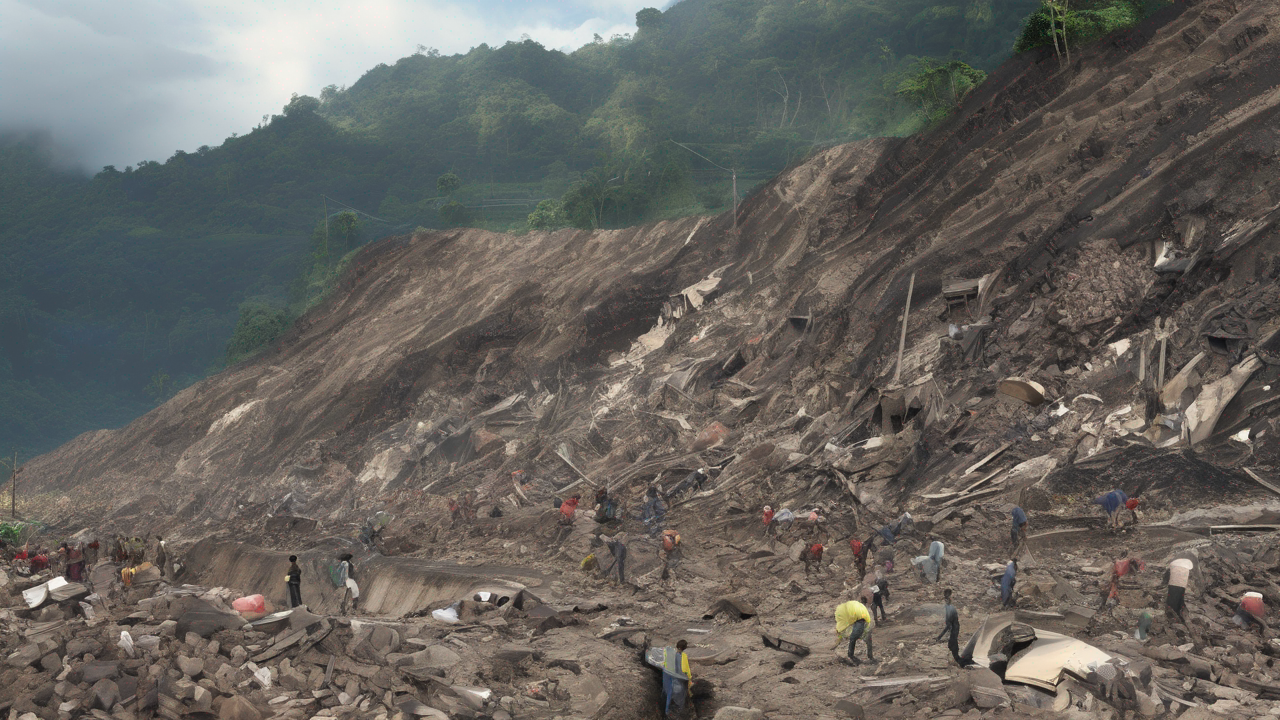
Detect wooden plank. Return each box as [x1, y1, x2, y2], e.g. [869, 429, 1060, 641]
[964, 442, 1012, 475]
[959, 467, 1006, 494]
[1210, 524, 1280, 534]
[1243, 468, 1280, 497]
[858, 675, 946, 687]
[936, 483, 1004, 509]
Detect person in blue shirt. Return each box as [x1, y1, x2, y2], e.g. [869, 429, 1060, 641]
[1011, 506, 1029, 553]
[1001, 559, 1018, 607]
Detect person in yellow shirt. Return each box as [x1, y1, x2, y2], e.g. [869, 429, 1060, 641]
[833, 600, 876, 664]
[660, 639, 692, 717]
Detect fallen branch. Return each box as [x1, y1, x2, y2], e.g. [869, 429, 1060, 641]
[964, 442, 1012, 475]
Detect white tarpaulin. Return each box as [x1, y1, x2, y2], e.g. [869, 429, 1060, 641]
[964, 613, 1113, 691]
[23, 576, 68, 609]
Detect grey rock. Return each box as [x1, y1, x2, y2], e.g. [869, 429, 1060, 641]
[90, 678, 120, 710]
[177, 655, 204, 678]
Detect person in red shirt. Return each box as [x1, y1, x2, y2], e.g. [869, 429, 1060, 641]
[558, 494, 580, 525]
[801, 542, 825, 575]
[29, 551, 49, 573]
[1105, 554, 1145, 604]
[849, 537, 868, 577]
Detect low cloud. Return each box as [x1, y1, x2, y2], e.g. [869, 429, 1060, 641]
[0, 0, 660, 171]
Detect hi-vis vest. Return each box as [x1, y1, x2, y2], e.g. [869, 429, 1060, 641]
[654, 647, 689, 680]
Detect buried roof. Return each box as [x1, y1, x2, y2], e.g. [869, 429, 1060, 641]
[962, 612, 1114, 691]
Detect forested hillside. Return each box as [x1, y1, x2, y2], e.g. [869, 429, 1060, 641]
[0, 0, 1159, 459]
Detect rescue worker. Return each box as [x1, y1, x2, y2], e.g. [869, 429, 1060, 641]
[1010, 506, 1029, 554]
[1091, 489, 1136, 529]
[661, 528, 682, 568]
[602, 534, 628, 584]
[877, 512, 912, 545]
[936, 589, 968, 666]
[667, 468, 708, 499]
[833, 599, 876, 664]
[1165, 558, 1193, 623]
[762, 505, 775, 537]
[1104, 553, 1145, 606]
[859, 569, 889, 622]
[154, 536, 169, 580]
[1233, 592, 1268, 635]
[336, 553, 359, 615]
[641, 486, 667, 536]
[594, 487, 615, 523]
[1000, 559, 1018, 607]
[849, 536, 868, 578]
[659, 640, 692, 718]
[286, 555, 303, 608]
[558, 494, 581, 525]
[800, 542, 825, 576]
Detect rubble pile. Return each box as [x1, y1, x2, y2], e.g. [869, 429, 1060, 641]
[10, 0, 1280, 717]
[0, 562, 655, 720]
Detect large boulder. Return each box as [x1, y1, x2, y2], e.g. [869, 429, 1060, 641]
[219, 695, 262, 720]
[90, 678, 120, 710]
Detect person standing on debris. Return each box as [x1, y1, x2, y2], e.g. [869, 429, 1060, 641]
[912, 539, 944, 584]
[448, 497, 462, 526]
[128, 536, 146, 567]
[1165, 558, 1193, 623]
[1010, 506, 1029, 554]
[337, 553, 359, 615]
[29, 548, 48, 574]
[1000, 559, 1018, 607]
[602, 534, 628, 585]
[1091, 489, 1135, 530]
[559, 494, 581, 525]
[762, 505, 775, 536]
[286, 555, 303, 608]
[859, 569, 889, 622]
[1104, 554, 1145, 606]
[154, 536, 169, 580]
[659, 639, 692, 717]
[642, 486, 667, 536]
[85, 538, 99, 567]
[800, 542, 825, 576]
[661, 528, 683, 568]
[936, 589, 968, 667]
[66, 542, 85, 582]
[833, 599, 876, 665]
[849, 536, 868, 578]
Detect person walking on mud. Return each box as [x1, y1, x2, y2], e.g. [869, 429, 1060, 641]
[601, 534, 628, 585]
[936, 589, 969, 667]
[286, 555, 304, 608]
[336, 553, 359, 614]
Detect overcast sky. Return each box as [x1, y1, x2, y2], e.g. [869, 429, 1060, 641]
[1, 0, 663, 172]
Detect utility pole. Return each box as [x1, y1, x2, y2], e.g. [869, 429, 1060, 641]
[668, 140, 738, 231]
[893, 272, 917, 386]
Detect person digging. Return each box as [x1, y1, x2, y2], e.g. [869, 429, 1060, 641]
[833, 599, 876, 665]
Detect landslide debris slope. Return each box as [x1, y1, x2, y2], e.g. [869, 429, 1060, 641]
[13, 0, 1280, 717]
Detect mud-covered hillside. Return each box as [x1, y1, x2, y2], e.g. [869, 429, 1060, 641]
[9, 2, 1280, 720]
[23, 0, 1279, 534]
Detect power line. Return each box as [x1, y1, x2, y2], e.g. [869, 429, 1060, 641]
[668, 140, 738, 230]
